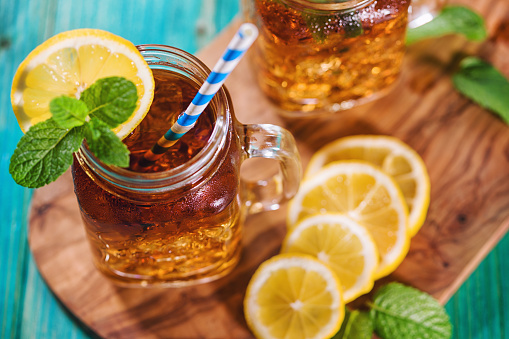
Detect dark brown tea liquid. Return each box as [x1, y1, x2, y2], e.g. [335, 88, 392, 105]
[124, 69, 214, 172]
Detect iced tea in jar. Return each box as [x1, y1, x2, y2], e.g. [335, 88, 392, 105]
[71, 45, 301, 287]
[242, 0, 410, 116]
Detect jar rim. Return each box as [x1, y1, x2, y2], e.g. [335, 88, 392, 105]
[282, 0, 374, 12]
[77, 44, 231, 192]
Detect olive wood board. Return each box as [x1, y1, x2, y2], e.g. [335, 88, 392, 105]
[29, 7, 509, 339]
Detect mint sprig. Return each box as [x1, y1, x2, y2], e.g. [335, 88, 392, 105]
[9, 120, 85, 188]
[9, 76, 137, 188]
[406, 5, 508, 125]
[370, 283, 452, 339]
[82, 76, 138, 128]
[50, 96, 89, 128]
[84, 118, 130, 167]
[406, 6, 487, 45]
[453, 57, 509, 124]
[302, 11, 363, 43]
[332, 308, 373, 339]
[332, 283, 452, 339]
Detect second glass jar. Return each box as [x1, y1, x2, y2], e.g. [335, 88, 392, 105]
[243, 0, 410, 116]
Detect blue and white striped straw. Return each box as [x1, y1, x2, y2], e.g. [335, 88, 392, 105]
[139, 23, 258, 166]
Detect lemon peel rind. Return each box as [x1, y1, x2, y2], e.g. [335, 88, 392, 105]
[244, 254, 344, 339]
[282, 213, 379, 303]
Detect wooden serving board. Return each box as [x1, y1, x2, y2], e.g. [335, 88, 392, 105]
[29, 9, 509, 339]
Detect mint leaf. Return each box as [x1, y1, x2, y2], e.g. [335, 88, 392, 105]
[50, 95, 89, 128]
[452, 57, 509, 124]
[332, 308, 373, 339]
[84, 118, 130, 167]
[9, 119, 85, 188]
[301, 13, 329, 43]
[406, 6, 487, 45]
[81, 76, 138, 128]
[370, 283, 452, 339]
[302, 11, 363, 43]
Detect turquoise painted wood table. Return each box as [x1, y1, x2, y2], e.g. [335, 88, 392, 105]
[1, 0, 508, 338]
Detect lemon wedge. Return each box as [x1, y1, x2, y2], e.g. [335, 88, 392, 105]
[282, 214, 379, 303]
[11, 28, 154, 139]
[306, 135, 430, 236]
[244, 254, 344, 339]
[288, 161, 410, 279]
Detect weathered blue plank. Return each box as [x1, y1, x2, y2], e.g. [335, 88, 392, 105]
[1, 0, 46, 337]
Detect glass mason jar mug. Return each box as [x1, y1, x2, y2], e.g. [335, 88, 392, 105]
[71, 45, 302, 287]
[242, 0, 411, 116]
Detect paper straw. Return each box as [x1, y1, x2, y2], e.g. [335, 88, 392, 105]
[138, 23, 258, 168]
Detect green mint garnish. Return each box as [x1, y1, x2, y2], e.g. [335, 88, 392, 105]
[50, 96, 89, 128]
[81, 77, 138, 128]
[369, 283, 452, 339]
[9, 76, 137, 188]
[332, 308, 373, 339]
[406, 6, 487, 45]
[303, 11, 363, 43]
[301, 13, 329, 43]
[340, 14, 363, 39]
[9, 119, 85, 188]
[84, 118, 130, 167]
[452, 57, 509, 124]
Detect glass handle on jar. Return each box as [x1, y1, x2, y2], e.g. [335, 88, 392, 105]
[240, 124, 302, 214]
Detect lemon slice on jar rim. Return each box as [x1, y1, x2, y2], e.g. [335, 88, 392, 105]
[11, 28, 154, 139]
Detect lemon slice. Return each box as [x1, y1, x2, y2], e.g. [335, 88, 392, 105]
[288, 161, 410, 279]
[244, 254, 344, 339]
[282, 214, 378, 303]
[306, 135, 430, 237]
[11, 28, 154, 139]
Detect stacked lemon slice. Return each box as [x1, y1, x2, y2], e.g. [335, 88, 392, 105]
[283, 213, 379, 303]
[244, 135, 430, 339]
[287, 160, 411, 280]
[305, 135, 430, 237]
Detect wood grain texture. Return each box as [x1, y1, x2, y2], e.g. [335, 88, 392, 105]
[27, 3, 509, 336]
